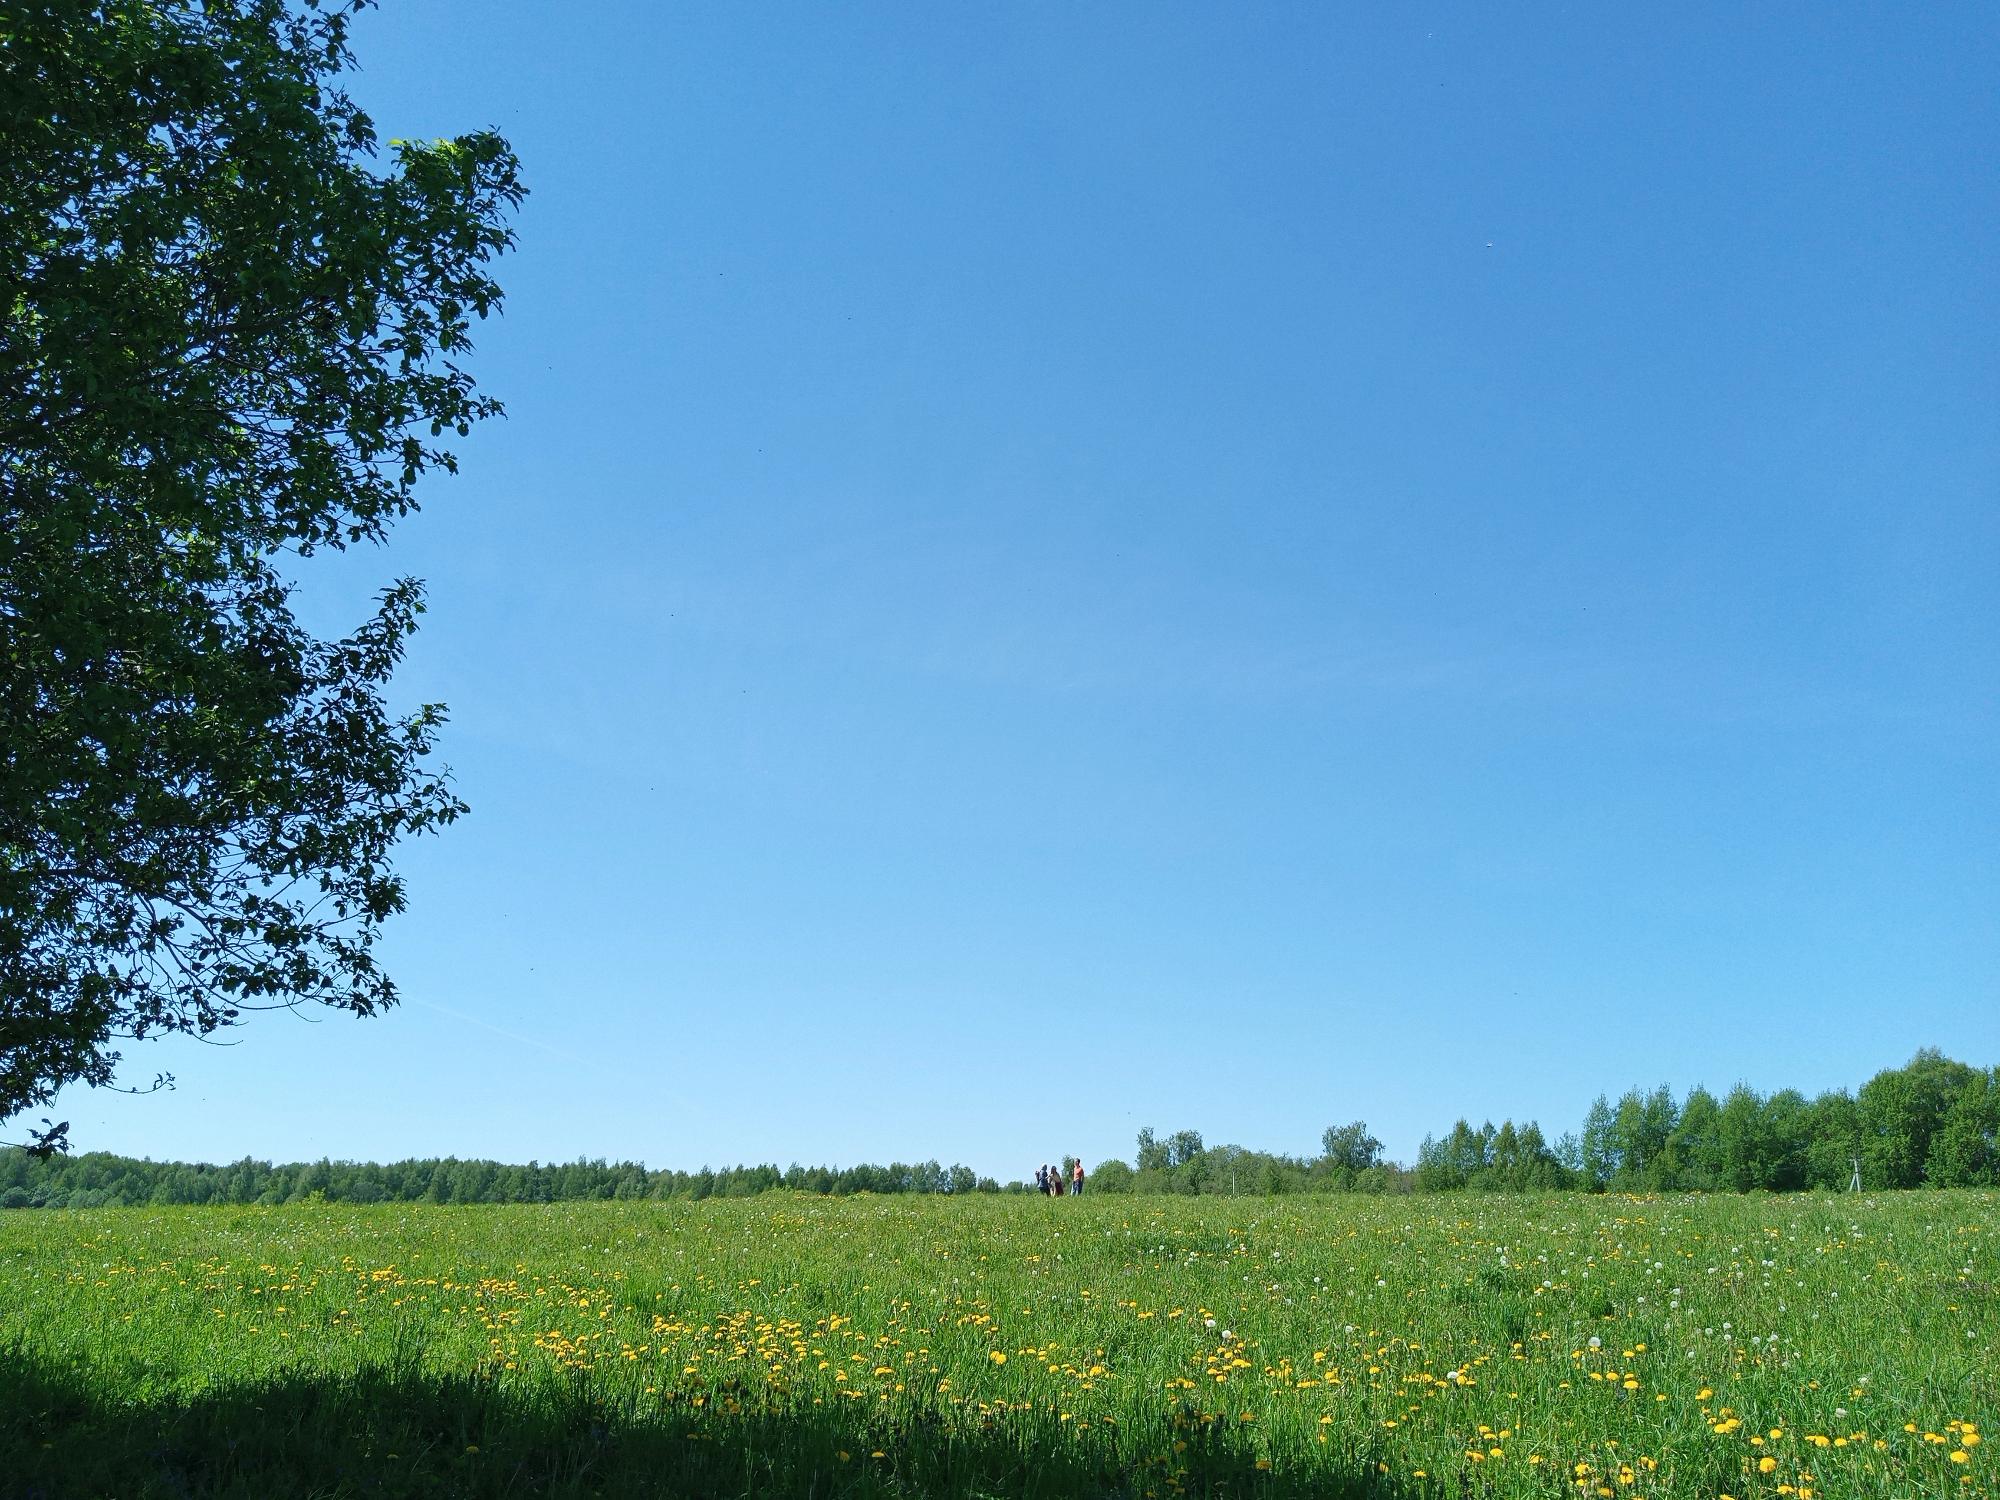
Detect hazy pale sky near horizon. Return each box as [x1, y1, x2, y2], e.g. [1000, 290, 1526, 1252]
[52, 3, 1998, 1177]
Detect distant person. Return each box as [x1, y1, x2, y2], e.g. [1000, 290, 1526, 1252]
[1036, 1164, 1048, 1195]
[1052, 1166, 1064, 1197]
[1072, 1159, 1084, 1196]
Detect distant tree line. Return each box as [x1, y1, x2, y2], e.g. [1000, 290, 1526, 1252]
[0, 1154, 999, 1211]
[4, 1050, 1993, 1209]
[1553, 1047, 2000, 1193]
[1085, 1049, 1995, 1197]
[1076, 1120, 1406, 1198]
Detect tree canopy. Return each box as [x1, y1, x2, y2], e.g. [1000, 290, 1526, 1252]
[0, 0, 522, 1145]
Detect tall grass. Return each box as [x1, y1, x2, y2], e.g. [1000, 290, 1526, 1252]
[3, 1192, 1993, 1497]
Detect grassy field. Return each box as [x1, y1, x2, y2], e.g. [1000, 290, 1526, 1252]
[2, 1192, 1993, 1498]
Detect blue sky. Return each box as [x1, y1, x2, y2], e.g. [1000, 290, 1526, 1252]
[57, 3, 1997, 1177]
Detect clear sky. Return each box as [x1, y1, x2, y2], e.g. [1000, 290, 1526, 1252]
[55, 3, 1998, 1178]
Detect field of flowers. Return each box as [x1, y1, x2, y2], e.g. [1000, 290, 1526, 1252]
[2, 1192, 1993, 1498]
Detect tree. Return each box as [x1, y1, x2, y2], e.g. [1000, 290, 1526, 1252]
[911, 1160, 947, 1194]
[1, 0, 522, 1143]
[1715, 1084, 1769, 1191]
[1578, 1095, 1616, 1189]
[1672, 1086, 1723, 1192]
[1413, 1132, 1460, 1192]
[1927, 1069, 2000, 1188]
[1859, 1049, 1977, 1188]
[1088, 1158, 1134, 1193]
[1488, 1120, 1520, 1187]
[1608, 1085, 1677, 1190]
[1513, 1121, 1567, 1190]
[1762, 1089, 1812, 1191]
[1320, 1121, 1383, 1173]
[1802, 1089, 1860, 1191]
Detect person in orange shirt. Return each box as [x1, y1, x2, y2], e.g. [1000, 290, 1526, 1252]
[1071, 1159, 1084, 1196]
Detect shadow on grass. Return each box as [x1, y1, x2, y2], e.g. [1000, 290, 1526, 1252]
[0, 1351, 1452, 1500]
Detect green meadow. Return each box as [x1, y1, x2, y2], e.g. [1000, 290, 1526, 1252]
[3, 1193, 1993, 1498]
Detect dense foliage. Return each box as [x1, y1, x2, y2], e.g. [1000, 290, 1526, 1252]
[0, 0, 520, 1144]
[7, 1050, 1993, 1208]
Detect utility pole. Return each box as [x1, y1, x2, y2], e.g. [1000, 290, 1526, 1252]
[1848, 1155, 1862, 1193]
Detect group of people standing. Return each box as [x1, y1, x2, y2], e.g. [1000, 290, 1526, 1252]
[1036, 1160, 1084, 1197]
